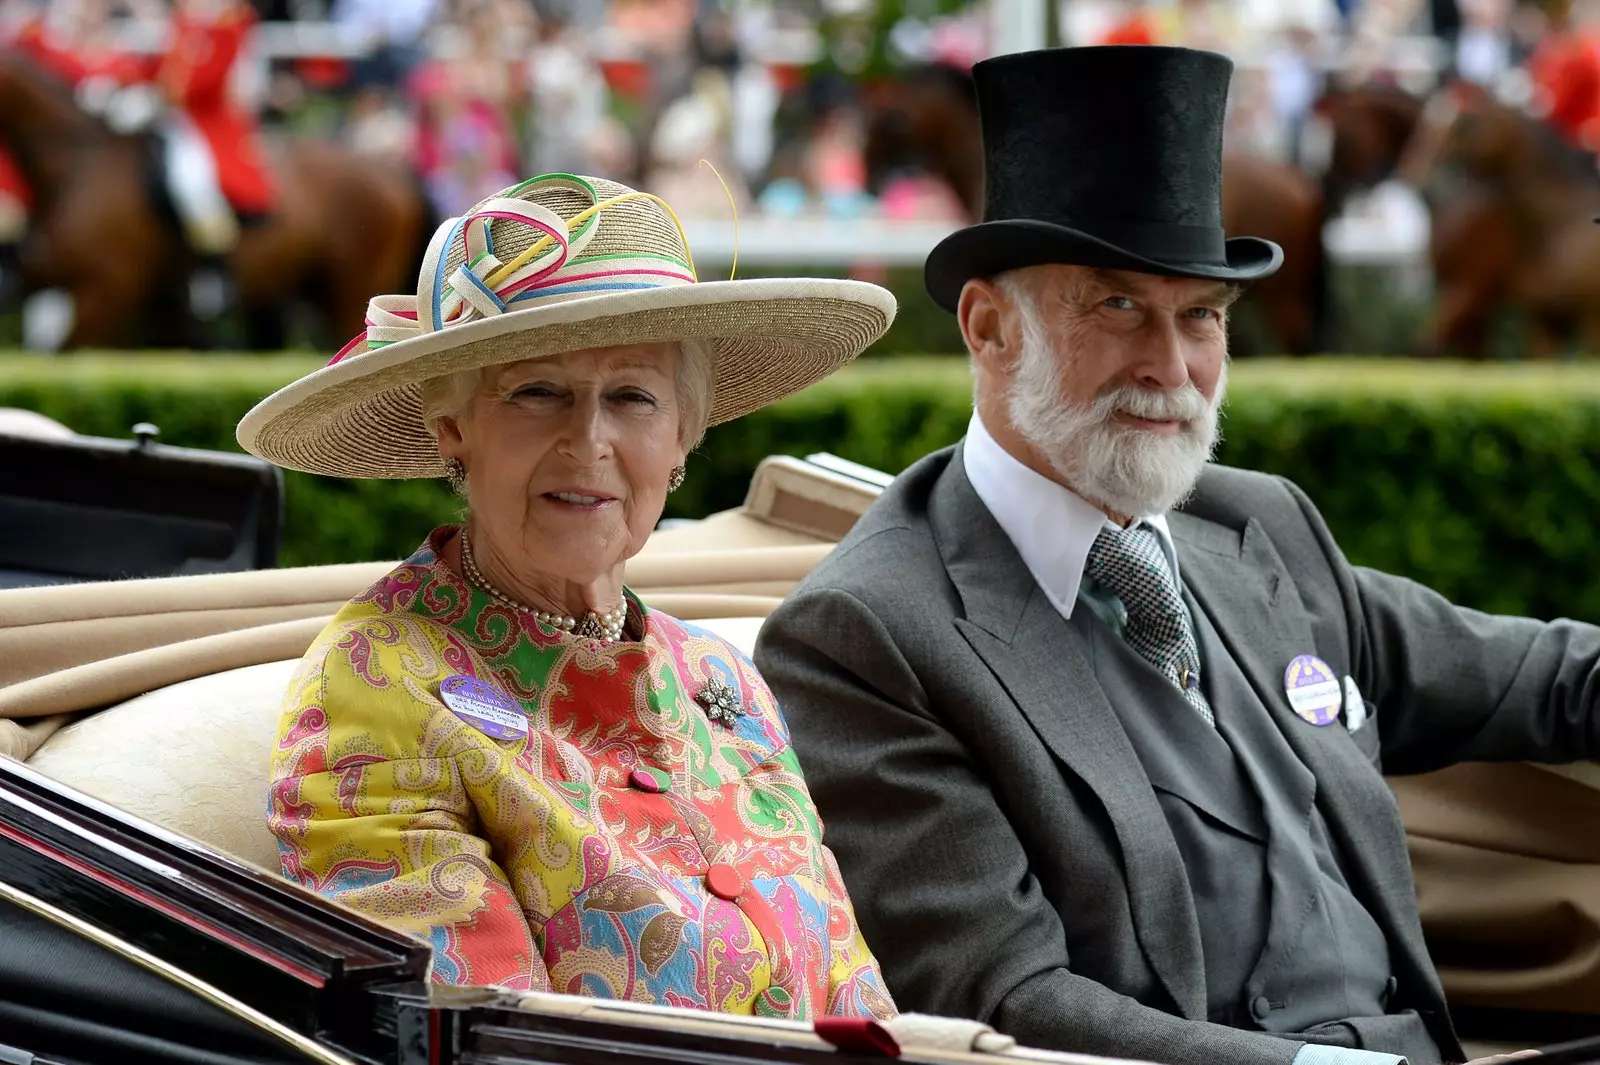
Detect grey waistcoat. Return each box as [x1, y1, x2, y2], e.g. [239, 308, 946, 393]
[1070, 589, 1442, 1062]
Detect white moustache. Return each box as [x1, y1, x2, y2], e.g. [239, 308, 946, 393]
[1095, 383, 1211, 424]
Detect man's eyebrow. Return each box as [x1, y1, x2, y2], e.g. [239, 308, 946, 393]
[1068, 270, 1241, 311]
[1202, 283, 1245, 309]
[1078, 270, 1242, 308]
[1084, 268, 1126, 290]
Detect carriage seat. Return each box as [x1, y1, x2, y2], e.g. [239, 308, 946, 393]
[23, 616, 769, 873]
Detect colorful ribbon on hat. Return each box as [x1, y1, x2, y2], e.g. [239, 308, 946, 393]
[328, 173, 702, 366]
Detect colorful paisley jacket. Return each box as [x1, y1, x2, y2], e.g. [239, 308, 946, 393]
[268, 527, 895, 1019]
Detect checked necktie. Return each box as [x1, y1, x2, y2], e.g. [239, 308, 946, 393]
[1085, 523, 1215, 726]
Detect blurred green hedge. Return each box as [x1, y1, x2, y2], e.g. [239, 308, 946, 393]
[3, 353, 1599, 623]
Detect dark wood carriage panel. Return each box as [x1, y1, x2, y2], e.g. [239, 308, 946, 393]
[0, 757, 428, 1038]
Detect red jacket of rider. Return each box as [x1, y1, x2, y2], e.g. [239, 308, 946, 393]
[11, 17, 149, 89]
[155, 0, 275, 215]
[1529, 29, 1600, 153]
[0, 150, 27, 210]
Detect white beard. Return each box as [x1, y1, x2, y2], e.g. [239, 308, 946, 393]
[1005, 300, 1226, 519]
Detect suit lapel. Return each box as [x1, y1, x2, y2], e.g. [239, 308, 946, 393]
[931, 452, 1207, 1018]
[1171, 511, 1431, 987]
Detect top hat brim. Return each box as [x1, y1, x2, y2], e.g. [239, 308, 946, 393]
[925, 219, 1284, 312]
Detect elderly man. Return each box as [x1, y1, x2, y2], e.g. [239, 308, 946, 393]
[754, 45, 1597, 1065]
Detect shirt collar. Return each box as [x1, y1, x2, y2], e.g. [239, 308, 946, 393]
[962, 412, 1180, 618]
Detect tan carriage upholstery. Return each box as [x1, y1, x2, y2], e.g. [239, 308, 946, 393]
[27, 659, 302, 869]
[0, 543, 825, 694]
[0, 408, 75, 440]
[1390, 762, 1600, 1018]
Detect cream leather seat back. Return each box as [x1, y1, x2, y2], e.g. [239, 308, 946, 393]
[27, 659, 299, 870]
[24, 617, 769, 874]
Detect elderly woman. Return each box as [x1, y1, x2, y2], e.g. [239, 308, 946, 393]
[239, 174, 897, 1018]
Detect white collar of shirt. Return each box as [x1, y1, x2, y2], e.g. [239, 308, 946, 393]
[962, 412, 1181, 619]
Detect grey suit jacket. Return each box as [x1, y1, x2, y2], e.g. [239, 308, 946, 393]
[753, 444, 1600, 1065]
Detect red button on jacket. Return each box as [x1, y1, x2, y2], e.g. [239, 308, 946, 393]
[704, 863, 745, 901]
[628, 768, 667, 793]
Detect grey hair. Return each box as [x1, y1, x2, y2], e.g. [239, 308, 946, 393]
[966, 270, 1039, 404]
[675, 338, 715, 451]
[420, 339, 717, 453]
[991, 270, 1035, 318]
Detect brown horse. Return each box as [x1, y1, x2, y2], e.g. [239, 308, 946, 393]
[862, 63, 1335, 356]
[1316, 82, 1555, 359]
[1415, 83, 1600, 357]
[0, 51, 433, 351]
[1317, 83, 1427, 217]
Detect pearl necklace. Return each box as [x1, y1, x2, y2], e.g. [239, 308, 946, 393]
[459, 532, 627, 642]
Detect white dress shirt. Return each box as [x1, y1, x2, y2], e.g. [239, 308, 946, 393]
[961, 412, 1180, 620]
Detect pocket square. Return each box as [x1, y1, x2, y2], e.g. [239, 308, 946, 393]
[1342, 675, 1368, 733]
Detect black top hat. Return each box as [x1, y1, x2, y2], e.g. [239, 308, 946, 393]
[925, 45, 1283, 311]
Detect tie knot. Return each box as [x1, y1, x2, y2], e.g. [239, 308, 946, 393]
[1086, 523, 1180, 617]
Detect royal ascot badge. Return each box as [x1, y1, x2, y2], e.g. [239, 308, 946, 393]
[1283, 655, 1342, 727]
[440, 675, 528, 741]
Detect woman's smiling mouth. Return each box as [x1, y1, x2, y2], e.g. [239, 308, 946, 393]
[543, 489, 617, 510]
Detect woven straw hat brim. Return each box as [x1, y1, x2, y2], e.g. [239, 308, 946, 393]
[238, 277, 895, 479]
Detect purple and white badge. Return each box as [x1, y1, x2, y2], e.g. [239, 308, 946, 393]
[1284, 655, 1342, 727]
[440, 675, 527, 741]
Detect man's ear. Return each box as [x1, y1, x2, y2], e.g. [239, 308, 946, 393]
[957, 278, 1017, 377]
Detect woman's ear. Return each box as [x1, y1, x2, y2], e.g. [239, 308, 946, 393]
[434, 415, 466, 463]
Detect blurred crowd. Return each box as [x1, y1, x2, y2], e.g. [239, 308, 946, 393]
[305, 0, 979, 223]
[1088, 0, 1600, 167]
[11, 0, 1600, 360]
[6, 0, 1600, 228]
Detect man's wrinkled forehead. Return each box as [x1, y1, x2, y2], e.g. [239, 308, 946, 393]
[1035, 265, 1243, 308]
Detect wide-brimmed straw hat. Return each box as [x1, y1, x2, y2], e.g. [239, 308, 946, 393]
[237, 173, 897, 479]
